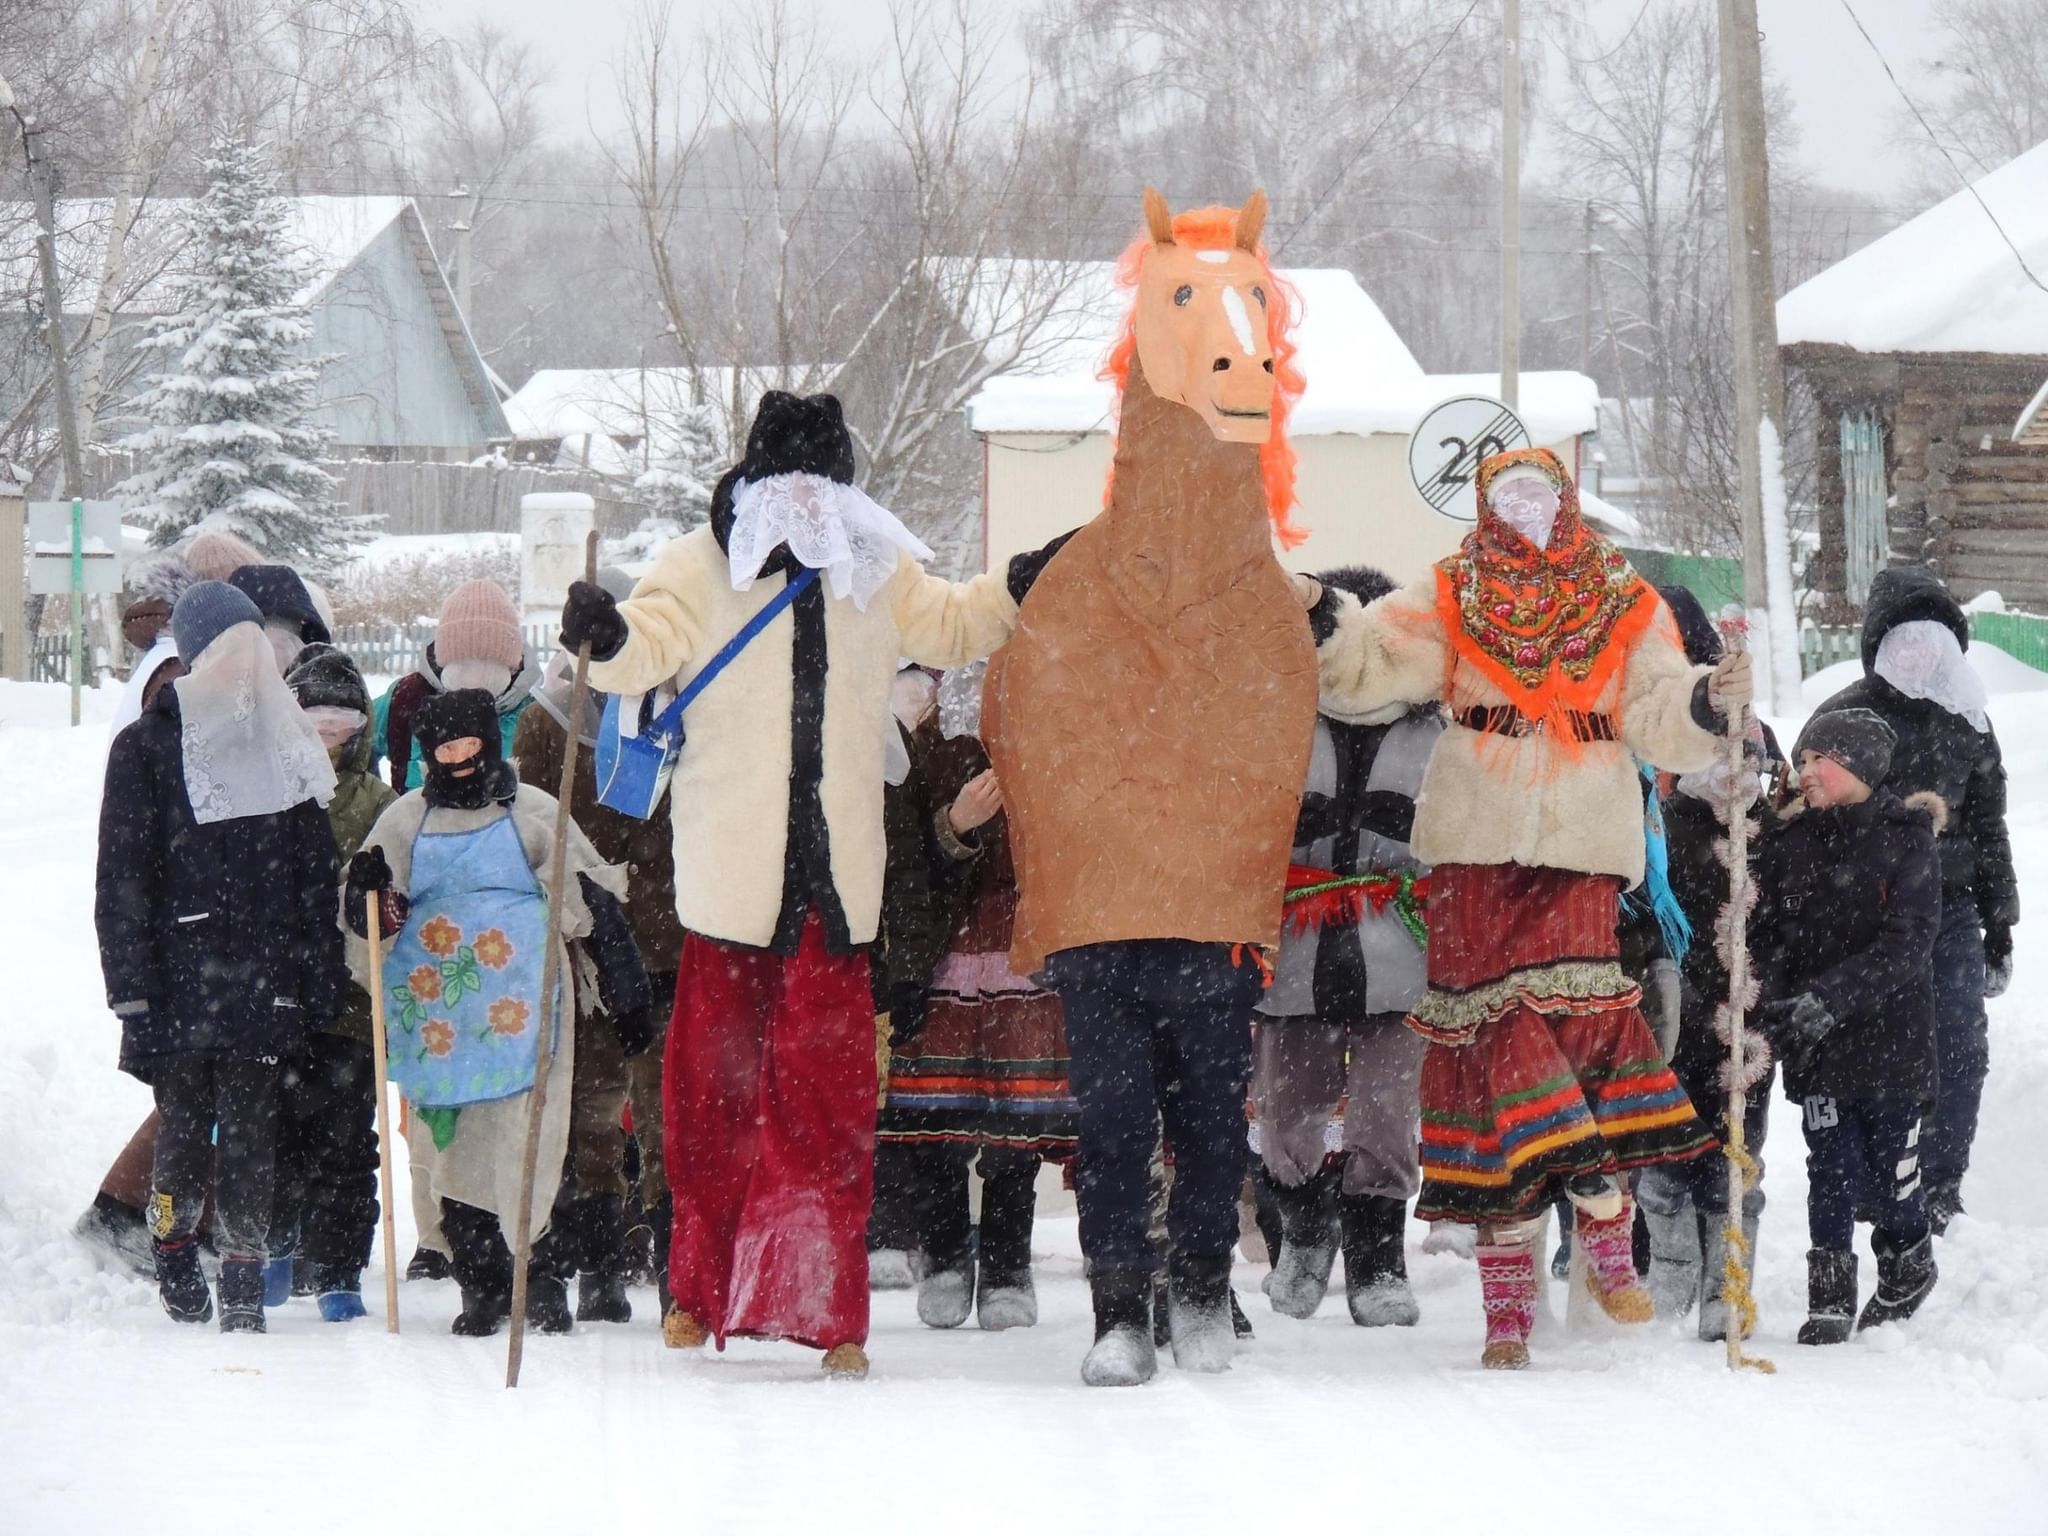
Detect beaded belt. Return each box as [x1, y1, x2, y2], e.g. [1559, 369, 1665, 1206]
[1456, 705, 1618, 742]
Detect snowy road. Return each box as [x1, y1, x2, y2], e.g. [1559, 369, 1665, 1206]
[4, 678, 2046, 1534]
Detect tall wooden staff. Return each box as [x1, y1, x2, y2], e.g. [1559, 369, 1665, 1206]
[506, 530, 600, 1388]
[1713, 608, 1772, 1373]
[365, 898, 401, 1333]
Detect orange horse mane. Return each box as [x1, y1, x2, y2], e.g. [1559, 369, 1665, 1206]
[1100, 204, 1308, 550]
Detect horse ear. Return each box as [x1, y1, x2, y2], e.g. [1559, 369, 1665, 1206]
[1235, 189, 1267, 253]
[1143, 186, 1175, 246]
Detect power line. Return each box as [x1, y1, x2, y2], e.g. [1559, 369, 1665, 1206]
[1835, 0, 2048, 297]
[1553, 0, 1656, 68]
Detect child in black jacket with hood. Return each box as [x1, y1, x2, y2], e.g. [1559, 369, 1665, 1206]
[1752, 707, 1942, 1344]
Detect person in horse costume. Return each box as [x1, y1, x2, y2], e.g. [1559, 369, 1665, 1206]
[982, 189, 1326, 1387]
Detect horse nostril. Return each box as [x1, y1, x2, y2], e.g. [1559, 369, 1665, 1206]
[1213, 357, 1231, 372]
[1263, 359, 1274, 373]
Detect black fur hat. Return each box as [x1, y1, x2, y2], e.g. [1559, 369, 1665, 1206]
[739, 391, 856, 485]
[1315, 564, 1397, 607]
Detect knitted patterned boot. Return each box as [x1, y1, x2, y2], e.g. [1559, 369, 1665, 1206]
[1476, 1232, 1537, 1370]
[1577, 1198, 1655, 1324]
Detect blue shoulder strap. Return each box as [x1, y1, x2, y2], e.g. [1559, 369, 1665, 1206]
[645, 566, 819, 740]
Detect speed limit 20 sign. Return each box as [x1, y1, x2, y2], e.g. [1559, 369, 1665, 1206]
[1407, 396, 1531, 523]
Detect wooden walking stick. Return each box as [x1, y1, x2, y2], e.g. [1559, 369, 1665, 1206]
[365, 896, 401, 1334]
[507, 530, 601, 1389]
[1712, 608, 1773, 1373]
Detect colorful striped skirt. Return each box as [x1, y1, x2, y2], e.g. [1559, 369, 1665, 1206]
[1411, 863, 1714, 1225]
[878, 950, 1079, 1157]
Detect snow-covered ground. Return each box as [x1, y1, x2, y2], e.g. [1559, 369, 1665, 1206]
[4, 665, 2047, 1534]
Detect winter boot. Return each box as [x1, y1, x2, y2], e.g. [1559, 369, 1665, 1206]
[917, 1254, 976, 1329]
[822, 1343, 870, 1378]
[868, 1248, 917, 1290]
[262, 1252, 296, 1310]
[1151, 1272, 1172, 1349]
[977, 1268, 1038, 1331]
[217, 1257, 267, 1334]
[1476, 1228, 1539, 1369]
[154, 1236, 213, 1325]
[78, 1193, 157, 1278]
[310, 1263, 367, 1323]
[1421, 1218, 1476, 1259]
[452, 1289, 511, 1337]
[405, 1245, 451, 1282]
[1081, 1270, 1157, 1388]
[1857, 1230, 1937, 1332]
[1924, 1179, 1964, 1237]
[573, 1195, 633, 1325]
[662, 1309, 710, 1349]
[1637, 1172, 1702, 1321]
[1698, 1209, 1760, 1343]
[1230, 1289, 1254, 1339]
[1797, 1247, 1858, 1346]
[1265, 1165, 1340, 1320]
[443, 1201, 513, 1338]
[1576, 1197, 1655, 1324]
[622, 1202, 658, 1288]
[1166, 1252, 1237, 1373]
[1341, 1193, 1420, 1327]
[526, 1273, 574, 1335]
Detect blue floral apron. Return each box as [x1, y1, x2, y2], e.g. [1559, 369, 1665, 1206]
[384, 815, 555, 1110]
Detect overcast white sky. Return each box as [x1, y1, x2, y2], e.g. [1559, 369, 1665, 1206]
[421, 0, 1955, 203]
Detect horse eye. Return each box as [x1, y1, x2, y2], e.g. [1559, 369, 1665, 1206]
[1173, 284, 1193, 306]
[1252, 285, 1267, 309]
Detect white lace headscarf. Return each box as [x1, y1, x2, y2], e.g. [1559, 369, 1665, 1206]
[727, 471, 934, 611]
[174, 621, 337, 825]
[1875, 619, 1990, 733]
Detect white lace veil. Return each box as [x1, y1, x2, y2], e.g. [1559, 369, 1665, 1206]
[174, 621, 338, 825]
[727, 472, 934, 611]
[1875, 619, 1990, 733]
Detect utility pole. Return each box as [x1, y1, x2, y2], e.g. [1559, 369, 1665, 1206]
[449, 182, 476, 322]
[1580, 200, 1597, 377]
[1718, 0, 1801, 709]
[1501, 0, 1521, 411]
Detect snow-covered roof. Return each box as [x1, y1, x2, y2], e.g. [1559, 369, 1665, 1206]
[1777, 140, 2048, 356]
[0, 195, 408, 314]
[501, 366, 818, 476]
[965, 264, 1596, 443]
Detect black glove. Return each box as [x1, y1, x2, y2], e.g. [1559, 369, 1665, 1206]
[1005, 529, 1077, 606]
[344, 848, 408, 939]
[610, 1005, 658, 1059]
[1983, 924, 2013, 999]
[1755, 992, 1835, 1053]
[560, 580, 629, 662]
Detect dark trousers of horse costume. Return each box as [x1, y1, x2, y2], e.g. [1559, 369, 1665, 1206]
[665, 914, 875, 1349]
[1046, 939, 1261, 1274]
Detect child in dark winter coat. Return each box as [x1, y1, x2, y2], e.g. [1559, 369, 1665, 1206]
[264, 643, 398, 1321]
[1752, 706, 1943, 1344]
[1253, 564, 1443, 1330]
[346, 690, 652, 1339]
[94, 582, 345, 1333]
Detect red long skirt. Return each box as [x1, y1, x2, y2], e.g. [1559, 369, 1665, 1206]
[664, 913, 875, 1350]
[1411, 863, 1714, 1225]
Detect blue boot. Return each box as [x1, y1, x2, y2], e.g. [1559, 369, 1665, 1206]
[313, 1263, 367, 1321]
[262, 1253, 296, 1309]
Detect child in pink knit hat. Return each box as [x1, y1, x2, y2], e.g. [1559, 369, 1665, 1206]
[371, 579, 540, 792]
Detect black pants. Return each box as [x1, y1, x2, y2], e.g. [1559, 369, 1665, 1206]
[1803, 1095, 1929, 1252]
[905, 1143, 1043, 1278]
[270, 1035, 379, 1276]
[149, 1054, 281, 1259]
[1046, 940, 1260, 1275]
[1924, 902, 1988, 1200]
[868, 1141, 925, 1253]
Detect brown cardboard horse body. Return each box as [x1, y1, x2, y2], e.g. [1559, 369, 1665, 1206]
[983, 191, 1319, 976]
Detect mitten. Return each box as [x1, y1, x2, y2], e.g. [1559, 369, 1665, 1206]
[560, 579, 629, 661]
[344, 848, 409, 939]
[1983, 923, 2012, 1000]
[1005, 530, 1076, 605]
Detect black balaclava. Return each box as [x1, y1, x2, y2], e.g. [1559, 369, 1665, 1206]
[414, 689, 516, 810]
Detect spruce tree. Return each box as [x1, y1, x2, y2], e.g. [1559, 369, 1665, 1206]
[117, 134, 352, 571]
[621, 397, 722, 559]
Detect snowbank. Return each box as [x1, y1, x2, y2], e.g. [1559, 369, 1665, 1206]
[2, 681, 2045, 1532]
[1801, 639, 2048, 712]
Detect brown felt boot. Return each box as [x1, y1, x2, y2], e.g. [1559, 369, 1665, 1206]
[821, 1342, 870, 1378]
[662, 1309, 709, 1349]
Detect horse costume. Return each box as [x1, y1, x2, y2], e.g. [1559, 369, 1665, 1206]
[981, 190, 1322, 1385]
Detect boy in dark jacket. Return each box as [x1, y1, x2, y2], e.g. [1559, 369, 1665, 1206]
[1752, 707, 1943, 1344]
[264, 644, 398, 1320]
[95, 582, 345, 1332]
[1812, 568, 2017, 1230]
